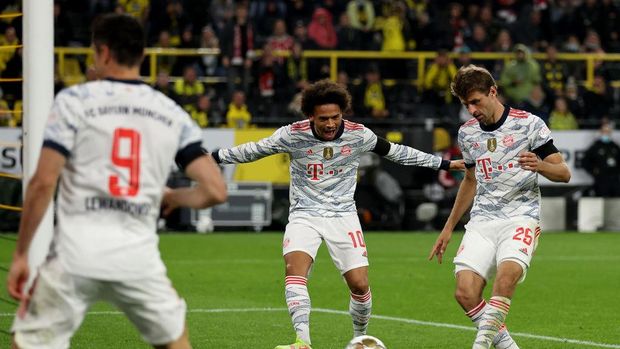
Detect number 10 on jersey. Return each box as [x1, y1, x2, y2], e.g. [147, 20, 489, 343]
[109, 128, 141, 197]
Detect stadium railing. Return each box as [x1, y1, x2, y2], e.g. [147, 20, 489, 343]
[53, 47, 620, 89]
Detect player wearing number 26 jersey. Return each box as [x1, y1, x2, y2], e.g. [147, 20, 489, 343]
[429, 65, 571, 349]
[7, 14, 226, 349]
[213, 79, 465, 349]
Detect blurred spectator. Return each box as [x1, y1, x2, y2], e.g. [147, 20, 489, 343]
[491, 29, 513, 77]
[455, 45, 472, 68]
[0, 88, 14, 127]
[423, 50, 458, 106]
[159, 0, 189, 47]
[465, 23, 491, 52]
[346, 0, 376, 50]
[355, 65, 389, 119]
[285, 41, 309, 93]
[173, 65, 204, 110]
[53, 2, 74, 46]
[540, 44, 570, 98]
[154, 30, 176, 74]
[257, 46, 288, 118]
[250, 0, 287, 46]
[583, 74, 613, 121]
[564, 77, 586, 120]
[381, 2, 407, 52]
[226, 90, 252, 128]
[199, 25, 223, 76]
[549, 96, 579, 130]
[308, 8, 338, 49]
[512, 8, 546, 51]
[266, 19, 294, 65]
[187, 94, 212, 128]
[286, 0, 312, 33]
[0, 46, 21, 103]
[117, 0, 150, 25]
[153, 70, 176, 99]
[445, 2, 467, 49]
[477, 4, 502, 45]
[0, 26, 18, 74]
[500, 44, 542, 104]
[336, 12, 362, 50]
[171, 25, 200, 76]
[208, 0, 235, 33]
[221, 3, 255, 98]
[411, 11, 437, 51]
[582, 119, 620, 197]
[518, 84, 551, 124]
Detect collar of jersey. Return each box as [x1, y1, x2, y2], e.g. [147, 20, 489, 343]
[103, 77, 145, 85]
[310, 120, 345, 141]
[479, 104, 510, 132]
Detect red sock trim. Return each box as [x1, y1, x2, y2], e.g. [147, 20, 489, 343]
[285, 276, 307, 286]
[351, 290, 372, 303]
[466, 300, 486, 318]
[489, 299, 511, 313]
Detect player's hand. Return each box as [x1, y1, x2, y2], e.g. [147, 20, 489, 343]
[161, 187, 179, 216]
[449, 159, 466, 171]
[7, 253, 31, 318]
[428, 230, 452, 264]
[518, 151, 541, 172]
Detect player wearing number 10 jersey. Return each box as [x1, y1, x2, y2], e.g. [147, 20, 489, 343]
[212, 79, 465, 349]
[7, 14, 226, 349]
[429, 65, 571, 349]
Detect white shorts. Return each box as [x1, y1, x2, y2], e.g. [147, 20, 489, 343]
[453, 219, 540, 282]
[12, 258, 187, 348]
[283, 214, 369, 274]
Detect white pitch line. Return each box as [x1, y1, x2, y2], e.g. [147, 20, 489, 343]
[1, 307, 619, 348]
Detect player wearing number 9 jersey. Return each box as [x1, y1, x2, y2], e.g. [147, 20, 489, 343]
[7, 14, 226, 349]
[428, 65, 571, 349]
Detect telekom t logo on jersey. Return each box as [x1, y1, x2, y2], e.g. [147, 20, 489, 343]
[477, 157, 517, 179]
[477, 158, 493, 179]
[307, 163, 343, 180]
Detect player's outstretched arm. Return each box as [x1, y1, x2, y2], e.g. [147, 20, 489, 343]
[373, 137, 459, 171]
[213, 127, 288, 164]
[429, 167, 476, 264]
[519, 151, 571, 183]
[162, 155, 227, 215]
[8, 148, 65, 303]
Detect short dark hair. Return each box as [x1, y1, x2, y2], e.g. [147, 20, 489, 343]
[450, 65, 497, 100]
[301, 79, 351, 117]
[92, 14, 145, 67]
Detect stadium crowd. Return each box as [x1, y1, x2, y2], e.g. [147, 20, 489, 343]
[0, 0, 619, 131]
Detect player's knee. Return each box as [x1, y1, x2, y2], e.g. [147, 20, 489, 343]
[349, 281, 369, 295]
[454, 286, 479, 308]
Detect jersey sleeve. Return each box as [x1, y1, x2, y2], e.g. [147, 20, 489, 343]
[457, 129, 475, 168]
[217, 125, 290, 164]
[360, 127, 379, 152]
[42, 89, 83, 157]
[529, 116, 553, 150]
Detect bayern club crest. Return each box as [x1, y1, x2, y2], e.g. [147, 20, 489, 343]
[487, 138, 497, 152]
[502, 135, 514, 147]
[323, 147, 334, 160]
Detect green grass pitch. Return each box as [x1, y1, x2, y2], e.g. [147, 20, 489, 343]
[1, 232, 619, 348]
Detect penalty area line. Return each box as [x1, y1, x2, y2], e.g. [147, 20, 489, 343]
[1, 307, 618, 348]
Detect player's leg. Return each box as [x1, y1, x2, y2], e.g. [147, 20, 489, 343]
[106, 273, 190, 349]
[11, 258, 96, 349]
[276, 216, 322, 348]
[343, 266, 371, 337]
[454, 222, 518, 349]
[322, 215, 371, 338]
[473, 220, 538, 349]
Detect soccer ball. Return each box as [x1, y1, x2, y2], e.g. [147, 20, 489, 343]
[345, 335, 387, 349]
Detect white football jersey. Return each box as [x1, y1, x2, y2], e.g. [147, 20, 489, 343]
[43, 79, 202, 280]
[458, 106, 552, 223]
[217, 119, 443, 218]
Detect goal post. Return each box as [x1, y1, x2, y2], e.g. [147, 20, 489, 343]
[22, 0, 54, 284]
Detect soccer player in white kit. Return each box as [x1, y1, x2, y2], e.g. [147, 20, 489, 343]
[211, 79, 465, 349]
[428, 65, 571, 349]
[6, 14, 227, 349]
